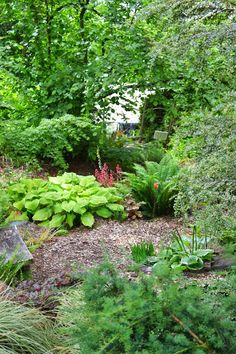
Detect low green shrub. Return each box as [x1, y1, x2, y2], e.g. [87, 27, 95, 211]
[101, 139, 164, 172]
[0, 296, 56, 353]
[6, 172, 126, 228]
[1, 114, 101, 169]
[57, 261, 236, 354]
[124, 155, 179, 217]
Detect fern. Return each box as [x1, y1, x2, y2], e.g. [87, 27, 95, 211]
[124, 155, 179, 217]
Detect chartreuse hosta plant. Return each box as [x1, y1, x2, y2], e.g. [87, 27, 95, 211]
[6, 173, 126, 228]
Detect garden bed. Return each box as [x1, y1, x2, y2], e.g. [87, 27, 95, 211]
[18, 217, 181, 284]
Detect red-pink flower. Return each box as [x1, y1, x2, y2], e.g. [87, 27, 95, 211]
[154, 182, 159, 190]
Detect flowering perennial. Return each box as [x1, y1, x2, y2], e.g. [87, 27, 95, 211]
[95, 163, 122, 187]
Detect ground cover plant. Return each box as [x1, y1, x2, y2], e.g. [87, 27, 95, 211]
[6, 172, 125, 228]
[57, 261, 236, 354]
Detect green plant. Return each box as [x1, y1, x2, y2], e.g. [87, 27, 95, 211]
[6, 172, 126, 228]
[159, 228, 214, 271]
[0, 190, 11, 226]
[0, 249, 28, 286]
[124, 155, 179, 217]
[1, 115, 101, 169]
[131, 241, 156, 264]
[57, 261, 236, 354]
[0, 295, 56, 353]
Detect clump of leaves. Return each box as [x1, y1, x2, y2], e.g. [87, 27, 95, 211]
[159, 227, 214, 271]
[6, 172, 126, 229]
[57, 261, 236, 354]
[0, 251, 28, 286]
[0, 295, 56, 353]
[124, 155, 179, 217]
[131, 242, 156, 264]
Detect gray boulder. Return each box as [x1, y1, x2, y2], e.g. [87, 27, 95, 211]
[0, 225, 33, 263]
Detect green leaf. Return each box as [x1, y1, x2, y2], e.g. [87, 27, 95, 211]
[66, 213, 76, 228]
[73, 205, 87, 214]
[25, 199, 39, 212]
[81, 212, 95, 227]
[49, 214, 66, 228]
[79, 175, 96, 188]
[181, 255, 204, 269]
[13, 199, 25, 210]
[61, 201, 76, 213]
[96, 207, 112, 218]
[75, 198, 89, 208]
[89, 196, 108, 207]
[194, 249, 214, 260]
[32, 208, 53, 221]
[54, 203, 63, 214]
[107, 203, 124, 212]
[39, 197, 51, 205]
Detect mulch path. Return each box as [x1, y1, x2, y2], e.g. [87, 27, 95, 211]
[9, 218, 226, 308]
[26, 217, 181, 284]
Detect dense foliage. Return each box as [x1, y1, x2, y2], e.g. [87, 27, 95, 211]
[57, 261, 236, 354]
[0, 296, 55, 353]
[124, 155, 179, 217]
[6, 172, 125, 228]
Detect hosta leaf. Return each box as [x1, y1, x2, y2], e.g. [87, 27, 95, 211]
[79, 175, 96, 188]
[73, 205, 86, 214]
[61, 201, 76, 212]
[39, 197, 51, 205]
[49, 214, 66, 228]
[81, 212, 94, 227]
[181, 255, 203, 269]
[13, 199, 25, 210]
[107, 203, 124, 212]
[40, 192, 63, 201]
[75, 198, 89, 208]
[54, 203, 63, 214]
[89, 196, 108, 207]
[6, 211, 29, 222]
[96, 207, 112, 218]
[80, 187, 100, 197]
[33, 208, 53, 221]
[38, 220, 50, 227]
[66, 213, 76, 228]
[194, 249, 214, 260]
[25, 199, 40, 212]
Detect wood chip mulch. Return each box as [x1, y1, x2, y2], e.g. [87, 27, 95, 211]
[27, 217, 181, 284]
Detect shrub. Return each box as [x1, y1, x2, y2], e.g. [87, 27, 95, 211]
[0, 114, 101, 169]
[101, 140, 164, 172]
[173, 99, 236, 225]
[124, 155, 179, 217]
[6, 172, 126, 228]
[0, 296, 55, 353]
[57, 261, 236, 354]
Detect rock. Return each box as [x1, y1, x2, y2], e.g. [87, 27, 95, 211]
[0, 225, 33, 263]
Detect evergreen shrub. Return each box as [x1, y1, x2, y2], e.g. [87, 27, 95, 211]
[57, 261, 236, 354]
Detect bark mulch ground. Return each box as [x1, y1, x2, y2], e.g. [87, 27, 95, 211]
[27, 217, 181, 284]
